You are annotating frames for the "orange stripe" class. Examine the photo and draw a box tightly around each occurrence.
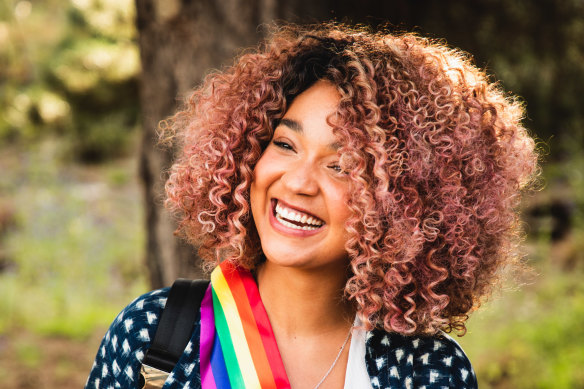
[240,272,290,387]
[220,262,277,389]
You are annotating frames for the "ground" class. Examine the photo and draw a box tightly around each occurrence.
[0,330,104,389]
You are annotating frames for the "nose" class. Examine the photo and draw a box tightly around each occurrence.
[281,160,319,196]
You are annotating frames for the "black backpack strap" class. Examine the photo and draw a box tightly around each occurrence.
[139,279,210,388]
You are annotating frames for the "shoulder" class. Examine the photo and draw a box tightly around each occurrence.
[365,329,477,389]
[105,288,171,350]
[85,288,170,389]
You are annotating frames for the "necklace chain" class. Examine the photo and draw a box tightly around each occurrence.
[312,326,353,389]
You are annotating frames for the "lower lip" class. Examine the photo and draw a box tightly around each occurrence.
[269,201,324,237]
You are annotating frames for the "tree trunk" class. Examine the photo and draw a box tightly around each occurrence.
[135,0,269,288]
[135,0,409,289]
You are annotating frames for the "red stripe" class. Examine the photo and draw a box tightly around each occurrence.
[238,266,291,388]
[219,261,278,388]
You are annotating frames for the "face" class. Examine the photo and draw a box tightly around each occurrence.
[250,80,352,271]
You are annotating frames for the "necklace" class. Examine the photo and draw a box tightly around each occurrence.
[312,326,353,389]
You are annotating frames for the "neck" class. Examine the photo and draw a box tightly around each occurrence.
[255,260,355,338]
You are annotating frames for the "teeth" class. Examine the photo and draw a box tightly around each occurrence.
[274,201,324,228]
[276,214,319,230]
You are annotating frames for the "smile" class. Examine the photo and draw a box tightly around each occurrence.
[273,200,325,231]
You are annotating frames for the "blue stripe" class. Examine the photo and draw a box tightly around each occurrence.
[210,331,232,388]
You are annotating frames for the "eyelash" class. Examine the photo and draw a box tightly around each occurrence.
[272,140,294,151]
[328,164,343,173]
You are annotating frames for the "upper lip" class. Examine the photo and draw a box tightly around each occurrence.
[273,198,325,223]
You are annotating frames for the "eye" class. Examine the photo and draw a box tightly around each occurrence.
[272,140,294,151]
[328,163,346,175]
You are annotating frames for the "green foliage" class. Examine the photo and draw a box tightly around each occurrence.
[458,156,584,388]
[544,155,584,230]
[0,0,139,162]
[14,339,42,369]
[0,140,146,339]
[459,263,584,388]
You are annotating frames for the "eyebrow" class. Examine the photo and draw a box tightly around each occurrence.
[277,118,342,151]
[279,118,303,133]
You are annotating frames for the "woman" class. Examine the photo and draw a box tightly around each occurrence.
[86,23,538,388]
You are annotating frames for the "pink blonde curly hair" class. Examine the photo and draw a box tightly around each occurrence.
[164,23,538,335]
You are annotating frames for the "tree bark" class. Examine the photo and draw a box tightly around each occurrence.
[135,0,268,288]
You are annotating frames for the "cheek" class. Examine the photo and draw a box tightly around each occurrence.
[327,183,352,226]
[250,158,267,197]
[249,169,262,217]
[250,153,274,215]
[251,150,281,190]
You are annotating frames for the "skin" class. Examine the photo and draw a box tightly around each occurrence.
[250,80,356,388]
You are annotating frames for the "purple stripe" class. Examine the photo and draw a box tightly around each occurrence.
[200,284,218,389]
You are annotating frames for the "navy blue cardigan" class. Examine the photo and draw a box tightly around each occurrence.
[85,288,477,388]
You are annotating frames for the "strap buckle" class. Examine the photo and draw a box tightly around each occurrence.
[139,363,169,389]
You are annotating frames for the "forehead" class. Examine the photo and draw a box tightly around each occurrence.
[277,81,343,150]
[284,81,341,117]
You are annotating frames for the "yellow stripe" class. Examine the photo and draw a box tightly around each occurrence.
[212,267,262,389]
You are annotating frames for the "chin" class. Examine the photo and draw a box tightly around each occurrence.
[262,251,312,269]
[262,249,347,272]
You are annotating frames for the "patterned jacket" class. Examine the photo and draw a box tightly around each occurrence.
[86,288,478,389]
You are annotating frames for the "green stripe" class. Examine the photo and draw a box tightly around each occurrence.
[213,287,246,389]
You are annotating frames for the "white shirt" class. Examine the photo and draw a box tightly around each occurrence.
[344,316,373,388]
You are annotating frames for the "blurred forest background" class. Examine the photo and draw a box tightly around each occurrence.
[0,0,583,388]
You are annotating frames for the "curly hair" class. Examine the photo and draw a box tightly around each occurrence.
[164,23,538,335]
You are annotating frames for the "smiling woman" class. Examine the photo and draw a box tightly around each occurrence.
[86,23,538,389]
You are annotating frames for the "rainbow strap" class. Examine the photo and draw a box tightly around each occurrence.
[199,261,291,389]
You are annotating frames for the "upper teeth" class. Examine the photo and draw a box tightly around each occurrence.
[275,202,324,228]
